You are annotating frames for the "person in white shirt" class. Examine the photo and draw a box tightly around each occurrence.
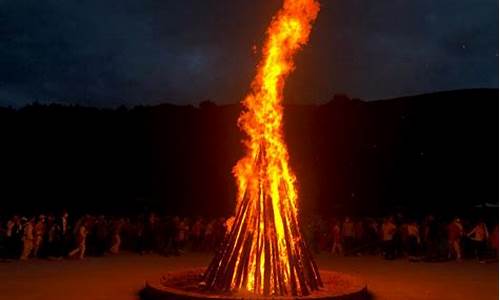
[468,219,489,262]
[382,216,397,260]
[406,220,420,260]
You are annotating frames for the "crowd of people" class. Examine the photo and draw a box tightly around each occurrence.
[0,212,228,261]
[306,214,498,263]
[0,211,498,263]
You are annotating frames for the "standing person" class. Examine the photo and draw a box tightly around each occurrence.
[109,218,123,254]
[423,214,439,261]
[0,217,7,259]
[7,216,23,259]
[176,218,189,253]
[490,224,499,258]
[467,219,489,262]
[68,217,88,259]
[330,220,343,256]
[342,217,355,256]
[6,216,18,259]
[305,219,316,254]
[60,211,70,254]
[141,213,155,255]
[164,216,180,256]
[46,215,64,259]
[203,220,215,251]
[94,216,108,256]
[382,216,397,260]
[366,218,380,255]
[354,220,365,255]
[20,217,35,260]
[318,218,328,252]
[33,215,46,258]
[406,220,420,261]
[190,218,203,251]
[447,217,464,262]
[215,218,227,248]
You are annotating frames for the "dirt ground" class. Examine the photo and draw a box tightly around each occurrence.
[0,253,497,300]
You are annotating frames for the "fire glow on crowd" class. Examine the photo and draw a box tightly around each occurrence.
[204,0,322,296]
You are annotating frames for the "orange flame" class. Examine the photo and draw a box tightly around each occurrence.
[235,0,319,212]
[204,0,320,296]
[232,0,320,295]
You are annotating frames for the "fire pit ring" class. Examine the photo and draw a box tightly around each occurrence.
[142,268,367,300]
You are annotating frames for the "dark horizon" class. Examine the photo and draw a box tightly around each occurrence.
[0,88,497,110]
[0,89,497,217]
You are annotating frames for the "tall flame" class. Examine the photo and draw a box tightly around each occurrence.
[205,0,321,296]
[235,0,319,218]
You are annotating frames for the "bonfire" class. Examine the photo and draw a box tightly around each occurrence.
[204,0,322,296]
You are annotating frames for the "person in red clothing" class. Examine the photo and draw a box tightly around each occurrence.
[447,217,464,262]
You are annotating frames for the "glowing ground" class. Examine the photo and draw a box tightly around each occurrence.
[0,253,497,300]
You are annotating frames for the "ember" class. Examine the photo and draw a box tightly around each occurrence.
[204,0,322,296]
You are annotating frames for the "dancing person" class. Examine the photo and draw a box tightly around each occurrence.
[110,218,123,254]
[33,215,46,258]
[60,211,70,254]
[447,217,464,262]
[20,217,35,260]
[68,217,88,259]
[467,219,489,262]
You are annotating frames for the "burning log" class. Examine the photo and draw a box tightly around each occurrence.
[204,145,322,296]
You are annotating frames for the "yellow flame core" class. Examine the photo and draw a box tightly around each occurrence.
[231,0,320,295]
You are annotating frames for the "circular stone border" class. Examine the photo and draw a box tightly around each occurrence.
[142,268,367,300]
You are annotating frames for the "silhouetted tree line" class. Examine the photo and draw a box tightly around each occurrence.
[0,89,497,218]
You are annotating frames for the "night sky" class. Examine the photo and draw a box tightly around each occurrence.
[0,0,498,107]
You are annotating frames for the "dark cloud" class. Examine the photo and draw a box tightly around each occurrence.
[0,0,497,106]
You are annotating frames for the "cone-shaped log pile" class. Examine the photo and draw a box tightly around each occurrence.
[204,147,322,296]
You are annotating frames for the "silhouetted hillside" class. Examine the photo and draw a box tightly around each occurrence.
[0,89,497,217]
